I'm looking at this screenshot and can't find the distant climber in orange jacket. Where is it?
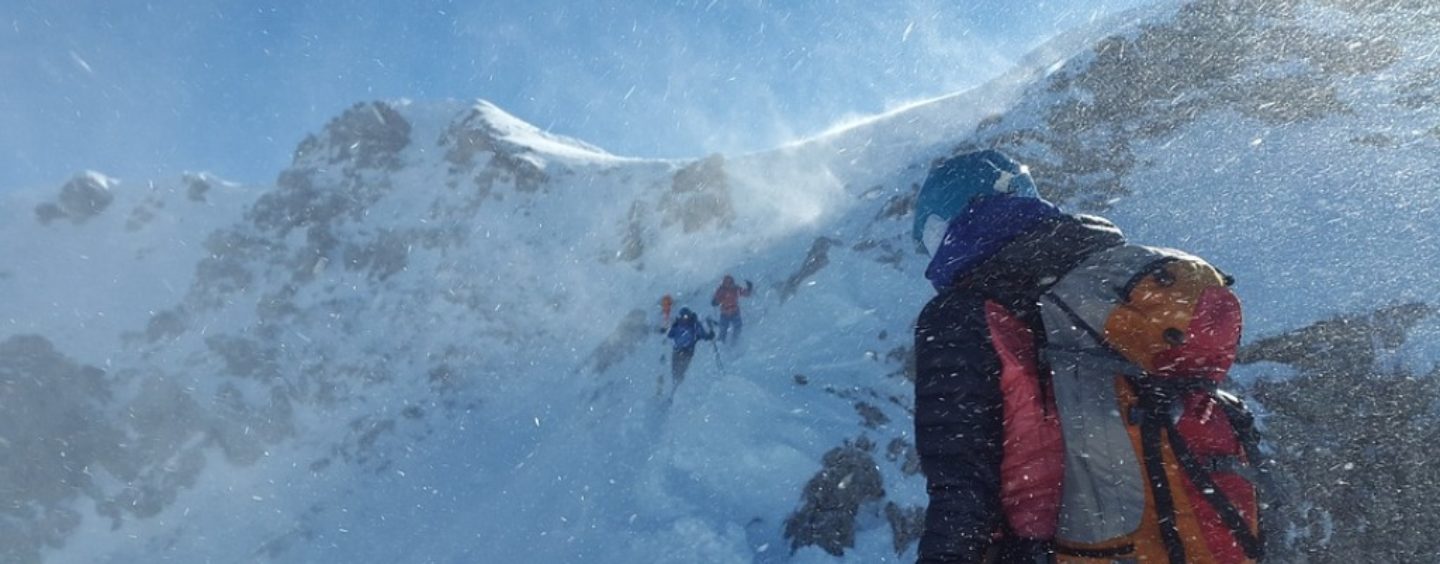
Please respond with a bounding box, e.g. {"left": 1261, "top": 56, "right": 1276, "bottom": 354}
{"left": 711, "top": 275, "right": 753, "bottom": 343}
{"left": 659, "top": 294, "right": 674, "bottom": 332}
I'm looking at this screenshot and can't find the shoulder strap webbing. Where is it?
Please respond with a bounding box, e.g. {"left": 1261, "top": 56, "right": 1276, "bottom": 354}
{"left": 1215, "top": 391, "right": 1269, "bottom": 488}
{"left": 1163, "top": 414, "right": 1265, "bottom": 560}
{"left": 1138, "top": 413, "right": 1187, "bottom": 564}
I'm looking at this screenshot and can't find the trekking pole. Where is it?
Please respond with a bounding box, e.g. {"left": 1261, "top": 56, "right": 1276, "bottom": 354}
{"left": 705, "top": 318, "right": 724, "bottom": 372}
{"left": 712, "top": 339, "right": 723, "bottom": 371}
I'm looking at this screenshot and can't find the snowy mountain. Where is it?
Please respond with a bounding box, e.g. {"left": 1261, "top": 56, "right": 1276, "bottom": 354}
{"left": 4, "top": 1, "right": 1439, "bottom": 562}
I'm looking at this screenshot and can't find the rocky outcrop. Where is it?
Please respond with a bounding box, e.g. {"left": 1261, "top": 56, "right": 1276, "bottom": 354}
{"left": 342, "top": 229, "right": 412, "bottom": 281}
{"left": 0, "top": 336, "right": 275, "bottom": 562}
{"left": 585, "top": 309, "right": 654, "bottom": 373}
{"left": 779, "top": 237, "right": 841, "bottom": 303}
{"left": 971, "top": 0, "right": 1407, "bottom": 210}
{"left": 854, "top": 401, "right": 890, "bottom": 429}
{"left": 185, "top": 174, "right": 212, "bottom": 202}
{"left": 1241, "top": 302, "right": 1438, "bottom": 562}
{"left": 885, "top": 438, "right": 921, "bottom": 477}
{"left": 659, "top": 154, "right": 734, "bottom": 233}
{"left": 783, "top": 437, "right": 886, "bottom": 556}
{"left": 884, "top": 502, "right": 926, "bottom": 556}
{"left": 34, "top": 172, "right": 115, "bottom": 225}
{"left": 0, "top": 336, "right": 122, "bottom": 564}
{"left": 616, "top": 201, "right": 649, "bottom": 263}
{"left": 1239, "top": 302, "right": 1432, "bottom": 375}
{"left": 292, "top": 101, "right": 411, "bottom": 170}
{"left": 441, "top": 108, "right": 549, "bottom": 197}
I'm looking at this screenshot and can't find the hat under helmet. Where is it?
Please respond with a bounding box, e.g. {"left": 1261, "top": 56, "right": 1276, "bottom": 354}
{"left": 912, "top": 149, "right": 1040, "bottom": 256}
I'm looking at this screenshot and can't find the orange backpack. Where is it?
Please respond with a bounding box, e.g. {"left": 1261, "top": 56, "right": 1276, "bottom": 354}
{"left": 998, "top": 244, "right": 1264, "bottom": 563}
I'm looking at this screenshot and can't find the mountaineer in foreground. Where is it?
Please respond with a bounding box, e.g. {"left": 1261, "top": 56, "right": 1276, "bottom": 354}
{"left": 912, "top": 150, "right": 1265, "bottom": 563}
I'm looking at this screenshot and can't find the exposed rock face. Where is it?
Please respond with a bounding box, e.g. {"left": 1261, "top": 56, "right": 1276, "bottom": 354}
{"left": 441, "top": 108, "right": 548, "bottom": 198}
{"left": 970, "top": 0, "right": 1406, "bottom": 210}
{"left": 848, "top": 186, "right": 918, "bottom": 272}
{"left": 885, "top": 438, "right": 921, "bottom": 477}
{"left": 783, "top": 437, "right": 886, "bottom": 556}
{"left": 659, "top": 154, "right": 734, "bottom": 233}
{"left": 206, "top": 334, "right": 282, "bottom": 381}
{"left": 141, "top": 307, "right": 189, "bottom": 343}
{"left": 0, "top": 337, "right": 257, "bottom": 563}
{"left": 1240, "top": 302, "right": 1439, "bottom": 562}
{"left": 585, "top": 309, "right": 654, "bottom": 373}
{"left": 0, "top": 335, "right": 121, "bottom": 564}
{"left": 186, "top": 174, "right": 213, "bottom": 202}
{"left": 854, "top": 401, "right": 890, "bottom": 429}
{"left": 13, "top": 101, "right": 536, "bottom": 561}
{"left": 34, "top": 173, "right": 115, "bottom": 225}
{"left": 343, "top": 229, "right": 412, "bottom": 281}
{"left": 884, "top": 502, "right": 926, "bottom": 556}
{"left": 779, "top": 237, "right": 840, "bottom": 303}
{"left": 250, "top": 163, "right": 393, "bottom": 239}
{"left": 441, "top": 109, "right": 505, "bottom": 169}
{"left": 874, "top": 191, "right": 913, "bottom": 222}
{"left": 292, "top": 101, "right": 411, "bottom": 170}
{"left": 616, "top": 201, "right": 649, "bottom": 263}
{"left": 1239, "top": 302, "right": 1433, "bottom": 375}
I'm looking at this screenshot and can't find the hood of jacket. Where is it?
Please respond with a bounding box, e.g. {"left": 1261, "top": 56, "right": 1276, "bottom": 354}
{"left": 925, "top": 196, "right": 1063, "bottom": 291}
{"left": 926, "top": 197, "right": 1125, "bottom": 298}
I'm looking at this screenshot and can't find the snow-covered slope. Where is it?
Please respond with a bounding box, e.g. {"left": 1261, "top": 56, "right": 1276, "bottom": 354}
{"left": 4, "top": 1, "right": 1438, "bottom": 563}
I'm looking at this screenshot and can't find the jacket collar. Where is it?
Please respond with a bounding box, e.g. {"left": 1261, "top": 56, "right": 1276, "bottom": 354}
{"left": 924, "top": 196, "right": 1064, "bottom": 291}
{"left": 928, "top": 201, "right": 1126, "bottom": 299}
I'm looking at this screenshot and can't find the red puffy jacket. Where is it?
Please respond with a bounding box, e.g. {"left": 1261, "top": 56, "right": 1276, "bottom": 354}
{"left": 711, "top": 276, "right": 752, "bottom": 316}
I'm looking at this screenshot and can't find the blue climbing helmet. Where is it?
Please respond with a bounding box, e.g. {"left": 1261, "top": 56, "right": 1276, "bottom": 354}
{"left": 911, "top": 149, "right": 1040, "bottom": 255}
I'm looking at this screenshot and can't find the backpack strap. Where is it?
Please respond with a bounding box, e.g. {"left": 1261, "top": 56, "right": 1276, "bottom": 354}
{"left": 1131, "top": 381, "right": 1188, "bottom": 564}
{"left": 1217, "top": 389, "right": 1289, "bottom": 546}
{"left": 1040, "top": 290, "right": 1108, "bottom": 349}
{"left": 1136, "top": 381, "right": 1266, "bottom": 562}
{"left": 1213, "top": 390, "right": 1270, "bottom": 492}
{"left": 1162, "top": 414, "right": 1265, "bottom": 560}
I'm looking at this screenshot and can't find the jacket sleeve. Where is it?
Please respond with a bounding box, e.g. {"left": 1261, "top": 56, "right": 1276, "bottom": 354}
{"left": 913, "top": 291, "right": 1005, "bottom": 563}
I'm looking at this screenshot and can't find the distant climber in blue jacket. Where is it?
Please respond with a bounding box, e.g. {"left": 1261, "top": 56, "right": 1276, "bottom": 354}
{"left": 665, "top": 307, "right": 714, "bottom": 398}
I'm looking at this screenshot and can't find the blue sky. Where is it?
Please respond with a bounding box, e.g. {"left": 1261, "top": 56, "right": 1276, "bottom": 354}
{"left": 0, "top": 0, "right": 1149, "bottom": 191}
